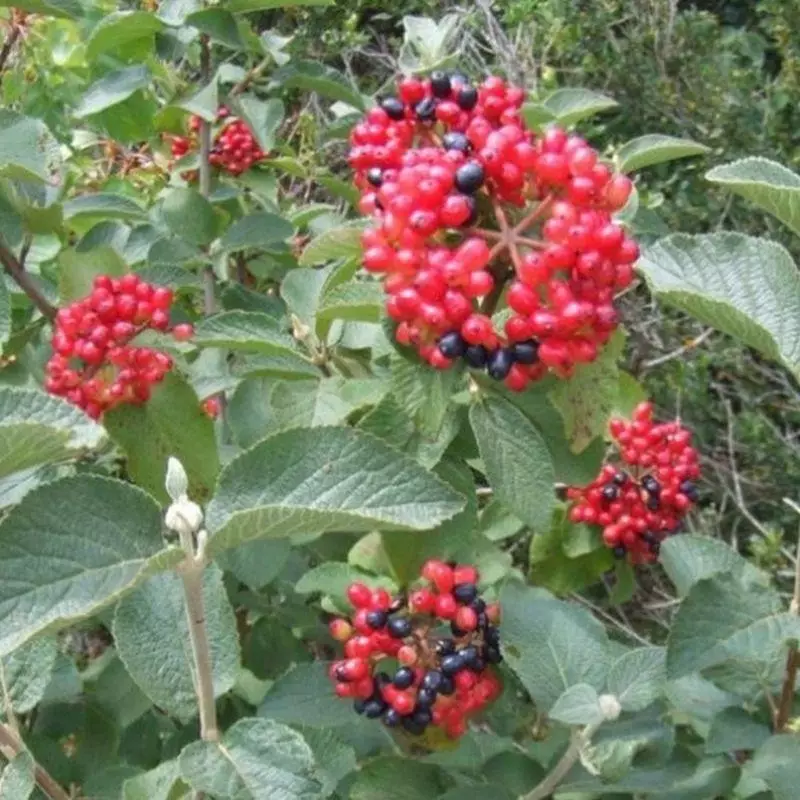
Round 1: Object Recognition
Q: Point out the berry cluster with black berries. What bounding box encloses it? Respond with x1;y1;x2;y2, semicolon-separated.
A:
349;70;639;390
567;402;701;563
328;561;502;740
168;106;266;176
45;275;193;419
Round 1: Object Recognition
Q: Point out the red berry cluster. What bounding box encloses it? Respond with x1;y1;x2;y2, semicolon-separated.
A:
45;275;193;419
169;106;266;176
328;560;502;739
349;70;638;391
567;402;700;563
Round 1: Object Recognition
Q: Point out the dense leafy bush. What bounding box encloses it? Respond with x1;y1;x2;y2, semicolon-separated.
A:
1;4;800;800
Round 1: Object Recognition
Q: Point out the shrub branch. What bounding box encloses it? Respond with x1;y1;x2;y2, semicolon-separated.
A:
0;238;57;321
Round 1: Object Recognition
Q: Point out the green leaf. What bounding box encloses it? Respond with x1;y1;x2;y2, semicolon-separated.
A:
86;11;164;61
58;245;128;303
0;110;63;193
193;310;301;358
273;60;366;111
1;635;58;713
0;0;80;18
299;727;357;796
549;330;625;452
175;79;218;123
707;157;800;236
104;373;219;504
161;188;217;246
500;581;610;711
521;102;556;131
114;564;239;722
258;662;352;728
227;95;285;153
741;735;800;800
616;134;710;173
123;760;185;800
298;223;364;266
541;88;618;127
185;8;243;49
295;563;396;611
218;212;294;253
179;717;324;799
638;233;800;379
350;758;446;800
705;707;771;755
0;387;106;482
0;476;177;656
217;539;291;591
470;394;555;532
660;535;770;597
0;751;34;800
228;0;333;12
157;0;200;25
317;281;382;324
63;193;148;223
205;426;465;554
654;756;741;800
666;573;794;679
606;647;666;712
76;66;151;118
549;683;604;725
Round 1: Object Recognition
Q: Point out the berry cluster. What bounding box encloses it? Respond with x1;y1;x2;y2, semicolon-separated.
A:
349;71;639;390
169;106;266;176
45;275;193;419
328;561;502;739
568;402;700;563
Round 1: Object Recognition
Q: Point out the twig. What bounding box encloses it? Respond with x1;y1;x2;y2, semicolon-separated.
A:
230;55;271;96
775;498;800;731
234;253;247;284
0;239;57;321
0;661;19;737
640;328;714;371
197;35;216;318
0;724;71;800
0;22;22;81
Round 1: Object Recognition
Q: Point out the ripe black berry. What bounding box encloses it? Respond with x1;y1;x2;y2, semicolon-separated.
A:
366;610;388;629
414;98;436;121
364;699;387;718
511;340;539;365
393;667;415;689
441;653;464;675
613;545;627;559
471;597;486;613
387;617;413;639
485;626;499;646
421;670;443;692
453;583;478;604
602;484;619;501
455;162;485;194
416;688;437;707
430;71;452;98
680;480;699;501
366;168;383;187
442;132;471;153
435;639;455;656
460;645;481;669
464;344;489;368
647;495;661;510
438;331;466;359
486;646;503;664
641;475;660;493
439;675;456;695
487;348;513;380
413;708;433;726
383;708;401;727
457;85;478;110
402;716;426;735
380;97;406;121
613;471;628;485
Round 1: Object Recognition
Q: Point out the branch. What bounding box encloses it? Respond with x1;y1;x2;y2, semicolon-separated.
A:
0;724;71;800
0;22;22;80
230;55;271;96
775;498;800;731
0;239;57;321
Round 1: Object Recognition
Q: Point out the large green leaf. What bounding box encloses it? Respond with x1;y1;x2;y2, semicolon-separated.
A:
0;751;34;799
0;387;106;484
0;110;63;196
0;0;80;18
58;245;128;303
1;635;58;714
161;188;217;246
660;535;769;597
63;193;148;223
638;233;800;379
228;0;333;12
295;563;396;612
606;647;666;712
227;95;285;154
705;707;770;756
114;564;239;722
104;373;219;504
179;717;324;799
185;8;243;48
707;157;800;236
218;212;293;253
741;735;800;800
500;582;611;711
616;134;710;173
86;11;165;61
193;310;302;359
317;281;382;324
205;426;465;555
298;223;364;266
666;572;794;679
273;60;366;111
123;760;185;800
76;66;151;118
549;330;625;453
350;758;446;800
470;394;555;532
541;88;618;126
0;476;178;656
549;683;605;726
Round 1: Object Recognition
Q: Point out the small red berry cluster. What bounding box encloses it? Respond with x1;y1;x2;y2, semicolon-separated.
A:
169;106;266;176
568;402;701;563
328;560;502;739
349;70;638;391
45;275;193;419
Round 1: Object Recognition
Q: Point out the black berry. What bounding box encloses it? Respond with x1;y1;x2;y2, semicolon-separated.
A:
453;583;478;604
430;71;451;98
442;132;471;153
421;670;443;692
364;699;387;718
366;610;388;629
441;653;464;675
366;168;383;187
457;85;478;110
383;708;401;727
602;484;619;501
435;639;455;657
486;646;503;664
414;98;437;121
438;331;466;359
487;348;513;380
613;545;627;560
464;344;489;368
387;616;413;639
439;675;456;695
512;340;539;364
380;97;406;120
393;667;415;689
455;162;485;194
416;688;437;707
